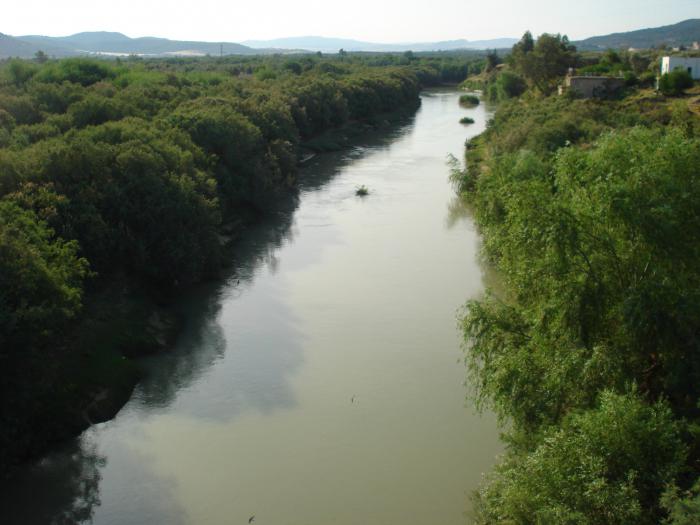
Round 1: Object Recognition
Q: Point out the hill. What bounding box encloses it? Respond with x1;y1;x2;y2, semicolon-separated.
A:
0;33;76;58
242;36;518;52
8;19;698;60
576;19;700;50
1;31;260;58
0;33;39;58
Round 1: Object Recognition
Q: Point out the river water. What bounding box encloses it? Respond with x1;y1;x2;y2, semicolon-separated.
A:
2;89;501;525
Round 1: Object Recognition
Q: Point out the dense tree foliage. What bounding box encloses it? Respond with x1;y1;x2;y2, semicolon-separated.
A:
0;200;87;351
509;32;577;94
474;392;686;524
454;49;700;522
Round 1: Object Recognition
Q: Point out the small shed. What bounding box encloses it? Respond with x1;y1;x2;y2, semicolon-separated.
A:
559;75;625;98
661;57;700;80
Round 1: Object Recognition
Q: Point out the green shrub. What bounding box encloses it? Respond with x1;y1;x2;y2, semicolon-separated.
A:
638;71;658;88
459;94;480;106
35;58;116;87
475;392;686;525
624;71;639;86
355;184;369;196
68;94;125;127
659;69;694;96
486;71;527;101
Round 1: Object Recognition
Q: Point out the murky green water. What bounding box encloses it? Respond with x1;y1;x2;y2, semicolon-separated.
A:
2;90;501;525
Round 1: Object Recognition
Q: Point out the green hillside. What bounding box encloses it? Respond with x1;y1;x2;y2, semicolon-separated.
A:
1;31;258;58
577;18;700;50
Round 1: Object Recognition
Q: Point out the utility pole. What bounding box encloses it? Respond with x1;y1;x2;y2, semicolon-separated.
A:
220;44;223;57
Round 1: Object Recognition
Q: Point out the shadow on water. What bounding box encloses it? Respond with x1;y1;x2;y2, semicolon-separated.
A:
298;112;417;193
445;198;505;299
445;196;476;231
1;440;105;525
0;110;419;524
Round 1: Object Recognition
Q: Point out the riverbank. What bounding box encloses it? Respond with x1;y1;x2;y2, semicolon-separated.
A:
0;95;427;476
1;88;501;525
454;81;700;521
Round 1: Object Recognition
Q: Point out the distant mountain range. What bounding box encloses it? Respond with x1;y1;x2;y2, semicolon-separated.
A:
0;31;517;58
575;19;700;50
2;19;700;59
0;31;518;59
0;31;269;59
241;36;519;53
18;31;256;56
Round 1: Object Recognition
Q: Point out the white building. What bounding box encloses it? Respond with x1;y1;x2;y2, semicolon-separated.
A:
661;57;700;80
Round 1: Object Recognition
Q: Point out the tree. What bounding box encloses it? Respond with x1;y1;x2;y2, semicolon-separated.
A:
34;50;48;64
659;69;694;96
0;200;88;350
485;49;501;72
474;392;686;525
629;52;651;75
509;31;534;65
486;71;527;101
5;60;37;87
283;61;302;75
603;48;622;66
510;33;577;94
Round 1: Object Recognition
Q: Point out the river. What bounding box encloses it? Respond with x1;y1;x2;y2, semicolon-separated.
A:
2;89;501;525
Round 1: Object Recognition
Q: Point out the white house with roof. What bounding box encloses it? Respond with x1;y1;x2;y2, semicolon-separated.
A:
661;57;700;79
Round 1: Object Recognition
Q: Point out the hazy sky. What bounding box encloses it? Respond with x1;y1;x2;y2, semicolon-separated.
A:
4;0;699;42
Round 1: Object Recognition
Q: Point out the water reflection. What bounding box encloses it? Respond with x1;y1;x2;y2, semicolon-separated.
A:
445;196;476;230
132;285;228;412
298;114;416;194
83;431;188;525
2;440;103;525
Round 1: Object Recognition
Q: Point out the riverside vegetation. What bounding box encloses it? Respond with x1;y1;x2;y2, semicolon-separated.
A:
452;32;700;523
0;51;488;471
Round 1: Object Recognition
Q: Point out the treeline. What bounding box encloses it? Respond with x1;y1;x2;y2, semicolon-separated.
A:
0;52;476;470
452;34;700;523
67;51;484;85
